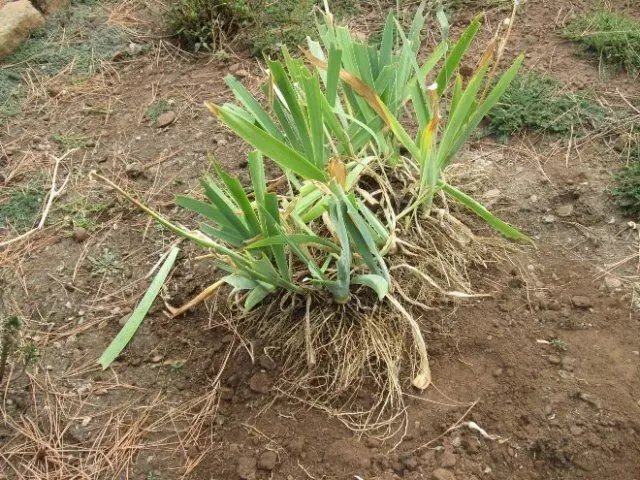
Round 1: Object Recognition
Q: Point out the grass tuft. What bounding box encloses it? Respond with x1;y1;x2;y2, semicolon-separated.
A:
611;163;640;215
0;3;127;124
164;0;358;55
145;99;173;125
563;10;640;73
485;73;604;142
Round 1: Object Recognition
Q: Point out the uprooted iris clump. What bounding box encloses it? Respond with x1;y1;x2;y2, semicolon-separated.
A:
99;2;530;436
485;73;605;141
563;10;640;73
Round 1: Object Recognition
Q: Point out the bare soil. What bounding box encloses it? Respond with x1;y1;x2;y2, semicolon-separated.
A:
1;0;640;479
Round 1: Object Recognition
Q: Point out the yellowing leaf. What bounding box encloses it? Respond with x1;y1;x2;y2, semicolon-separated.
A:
327;158;347;188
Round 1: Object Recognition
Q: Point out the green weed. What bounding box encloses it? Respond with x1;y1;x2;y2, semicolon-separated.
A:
89;248;121;275
52;133;87;149
0;183;45;233
485;73;604;142
564;10;640;73
611;162;640;215
145;99;173;125
60;195;110;231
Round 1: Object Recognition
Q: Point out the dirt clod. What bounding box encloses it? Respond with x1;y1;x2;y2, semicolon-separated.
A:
440;449;457;468
155;111;176;128
257;450;277;471
219;387;234;401
237;456;257;480
579;392;603;410
73;227;89;243
561;357;576;371
249;373;271;394
555;205;574;217
258;354;276;371
571;296;593;309
432;468;456;480
547;355;561;365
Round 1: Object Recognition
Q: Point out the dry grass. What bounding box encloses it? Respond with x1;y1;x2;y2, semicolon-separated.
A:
0;355;225;479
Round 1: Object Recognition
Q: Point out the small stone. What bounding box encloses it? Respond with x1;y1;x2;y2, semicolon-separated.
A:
571;296;592;309
555;204;574;217
236;456;257;480
249;373;271;394
570;425;584;436
547;355;561;365
604;276;622;289
155;111;176;128
561;357;576;372
529;194;538;202
235;69;250;78
257;451;277;471
542;214;556;224
219;387;234;401
432;468;456;480
440;450;457;468
151;355;163;363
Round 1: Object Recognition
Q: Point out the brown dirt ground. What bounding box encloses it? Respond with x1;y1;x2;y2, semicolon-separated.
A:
1;0;640;479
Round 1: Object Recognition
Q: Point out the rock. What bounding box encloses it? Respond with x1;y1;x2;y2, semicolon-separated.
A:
155;111;176;128
571;296;592;309
73;227;89;243
555;204;574;217
604;276;622;289
440;450;457;468
547;355;561;365
219;387;234;401
258;354;276;371
257;450;277;471
579;392;603;410
0;1;45;58
561;357;576;372
492;367;504;377
542;214;556;224
249;373;271;394
236;456;257;480
432;468;456;480
151;355;163;363
235;69;250;78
